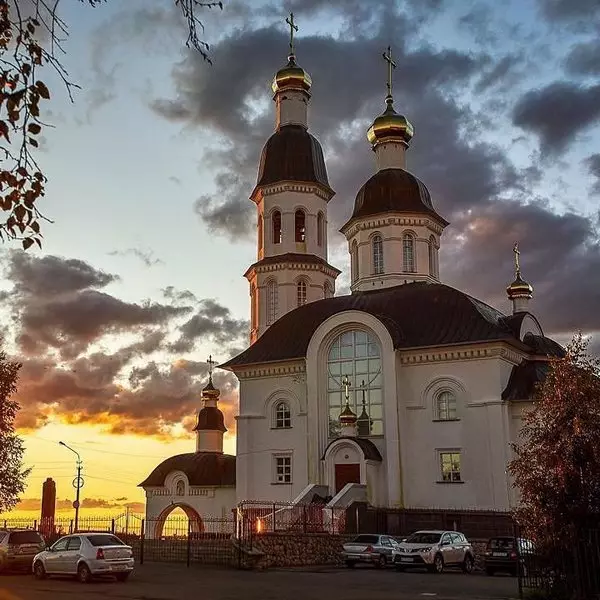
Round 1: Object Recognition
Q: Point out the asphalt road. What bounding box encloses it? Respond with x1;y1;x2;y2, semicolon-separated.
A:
0;563;519;600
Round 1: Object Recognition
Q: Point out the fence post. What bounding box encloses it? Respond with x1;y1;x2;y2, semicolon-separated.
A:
111;519;115;534
34;520;37;531
69;520;73;534
303;505;307;534
186;519;191;568
140;519;145;565
272;503;276;533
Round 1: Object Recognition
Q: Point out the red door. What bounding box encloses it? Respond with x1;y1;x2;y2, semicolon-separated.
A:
335;464;361;494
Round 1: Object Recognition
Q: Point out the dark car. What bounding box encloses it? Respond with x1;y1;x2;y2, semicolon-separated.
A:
0;529;46;572
484;536;534;576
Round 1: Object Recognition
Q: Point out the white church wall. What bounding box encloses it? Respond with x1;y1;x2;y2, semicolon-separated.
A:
235;368;308;504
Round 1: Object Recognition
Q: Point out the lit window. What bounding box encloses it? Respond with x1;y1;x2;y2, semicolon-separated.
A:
372;235;384;275
317;212;324;246
403;233;416;272
274;456;292;484
440;451;461;482
436;391;457;421
297;280;307;307
295;210;306;242
351;240;359;283
272;211;282;244
274;402;291;428
267;280;278;325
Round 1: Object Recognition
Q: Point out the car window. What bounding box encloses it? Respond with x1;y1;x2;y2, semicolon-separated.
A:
449;533;462;544
441;533;452;545
351;535;379;544
8;531;43;545
405;532;442;544
67;537;81;551
489;538;515;549
85;535;124;547
381;537;391;547
51;538;69;551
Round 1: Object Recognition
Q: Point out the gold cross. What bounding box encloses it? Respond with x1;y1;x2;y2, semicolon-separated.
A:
513;242;521;274
341;375;351;401
382;45;397;99
286;12;299;55
207;354;217;376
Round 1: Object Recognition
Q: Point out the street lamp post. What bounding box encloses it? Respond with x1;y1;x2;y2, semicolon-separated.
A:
59;441;83;532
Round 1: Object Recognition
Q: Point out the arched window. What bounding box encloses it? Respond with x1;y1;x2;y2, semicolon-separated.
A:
372;234;384;275
317;212;324;247
295;210;306;242
266;280;278;325
351;240;359;283
323;281;333;299
403;232;416;272
250;284;257;330
435;391;457;421
175;480;185;496
297;279;307;307
272;211;282;244
274;401;291;428
258;215;263;251
327;330;383;438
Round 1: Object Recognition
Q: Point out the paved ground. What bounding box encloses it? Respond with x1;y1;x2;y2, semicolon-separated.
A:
0;564;519;600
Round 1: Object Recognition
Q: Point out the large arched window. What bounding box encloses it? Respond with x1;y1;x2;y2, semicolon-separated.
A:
272;211;282;244
297;279;307;307
351;240;359;283
266;280;278;325
429;235;438;278
435;391;457;421
403;232;416;272
323;281;333;299
327;330;383;438
274;401;291;428
295;210;306;242
317;212;324;247
372;234;384;275
258;215;263;251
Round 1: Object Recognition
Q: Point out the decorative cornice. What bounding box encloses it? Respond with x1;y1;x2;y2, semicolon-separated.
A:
399;343;525;366
341;213;446;238
245;259;341;279
233;360;306;380
255;180;334;202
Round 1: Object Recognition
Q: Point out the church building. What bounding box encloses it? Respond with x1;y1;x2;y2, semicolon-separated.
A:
219;29;564;512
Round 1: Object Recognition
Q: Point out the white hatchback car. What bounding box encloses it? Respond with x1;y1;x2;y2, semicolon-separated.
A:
32;533;134;583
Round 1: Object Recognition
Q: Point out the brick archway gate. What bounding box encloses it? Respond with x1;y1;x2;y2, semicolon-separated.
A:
153;503;204;540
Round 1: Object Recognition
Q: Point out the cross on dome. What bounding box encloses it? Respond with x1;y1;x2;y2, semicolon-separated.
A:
207;354;217;378
286;12;299;57
382;45;397;101
513;242;521;276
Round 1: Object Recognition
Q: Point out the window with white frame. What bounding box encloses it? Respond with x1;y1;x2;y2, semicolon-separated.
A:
274;401;291;428
297;279;307;307
403;232;416;272
273;455;292;484
266;280;278;325
435;390;457;421
439;451;462;482
372;234;384;275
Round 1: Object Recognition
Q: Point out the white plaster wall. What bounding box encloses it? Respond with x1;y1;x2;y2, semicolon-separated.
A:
275;90;309;128
235;370;309;504
374;142;407;170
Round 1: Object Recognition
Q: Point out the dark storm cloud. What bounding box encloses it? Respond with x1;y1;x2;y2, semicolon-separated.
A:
537;0;600;24
564;40;600;76
474;54;525;93
585;154;600;195
512;82;600;155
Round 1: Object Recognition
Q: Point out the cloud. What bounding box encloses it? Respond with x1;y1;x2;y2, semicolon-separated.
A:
14;496;146;512
512;82;600;155
564;40;600;75
537;0;600;27
584;154;600;195
109;248;164;267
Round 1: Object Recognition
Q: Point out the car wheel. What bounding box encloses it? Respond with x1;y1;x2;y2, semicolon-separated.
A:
33;561;46;580
345;560;356;569
376;555;386;569
77;563;92;584
485;567;495;576
462;555;474;574
115;572;130;582
432;554;444;574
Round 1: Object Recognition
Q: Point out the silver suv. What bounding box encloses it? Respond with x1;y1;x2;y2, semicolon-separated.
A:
0;529;46;572
393;530;475;574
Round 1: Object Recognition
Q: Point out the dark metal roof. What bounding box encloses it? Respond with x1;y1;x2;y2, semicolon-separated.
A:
346;168;447;225
502;360;551;401
523;332;565;358
255;125;331;191
244;252;341;277
139;452;235;488
221;282;523;369
322;437;382;462
193;407;227;433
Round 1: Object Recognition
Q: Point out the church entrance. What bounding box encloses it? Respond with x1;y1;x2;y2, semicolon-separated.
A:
335;463;360;494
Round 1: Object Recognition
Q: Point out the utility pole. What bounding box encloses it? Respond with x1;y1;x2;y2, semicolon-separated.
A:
59;441;84;532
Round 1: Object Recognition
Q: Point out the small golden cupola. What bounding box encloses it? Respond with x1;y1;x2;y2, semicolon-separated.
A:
339;376;358;437
367;46;413;154
506;242;533;314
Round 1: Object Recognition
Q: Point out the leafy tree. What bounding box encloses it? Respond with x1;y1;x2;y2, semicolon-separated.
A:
0;0;221;249
509;333;600;545
0;348;29;513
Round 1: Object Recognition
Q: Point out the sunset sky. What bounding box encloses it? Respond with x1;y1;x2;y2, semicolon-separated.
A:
2;0;599;517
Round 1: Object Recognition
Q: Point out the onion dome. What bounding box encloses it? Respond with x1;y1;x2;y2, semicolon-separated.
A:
367;97;413;148
193;406;226;433
201;377;220;399
506;272;533;300
272;54;312;94
339;402;357;425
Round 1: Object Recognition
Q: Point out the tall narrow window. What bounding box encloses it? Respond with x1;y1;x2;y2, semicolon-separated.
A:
297;280;307;307
272;211;282;244
295;210;306;242
403;233;416;272
250;284;257;330
428;235;435;277
317;212;324;247
267;280;278;325
351;240;359;283
274;402;291;428
258;215;263;251
435;391;457;421
372;235;384;275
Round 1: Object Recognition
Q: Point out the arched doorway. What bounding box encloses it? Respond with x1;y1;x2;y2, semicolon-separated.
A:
153;504;204;539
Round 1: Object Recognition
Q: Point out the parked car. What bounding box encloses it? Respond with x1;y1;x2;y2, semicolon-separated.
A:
32;533;134;583
0;529;46;573
484;536;535;576
393;530;475;574
342;534;400;568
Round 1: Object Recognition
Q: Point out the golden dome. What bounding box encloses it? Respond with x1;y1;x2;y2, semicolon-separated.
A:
506;272;533;300
367;98;414;147
339;403;357;425
202;376;221;399
272;55;312;94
